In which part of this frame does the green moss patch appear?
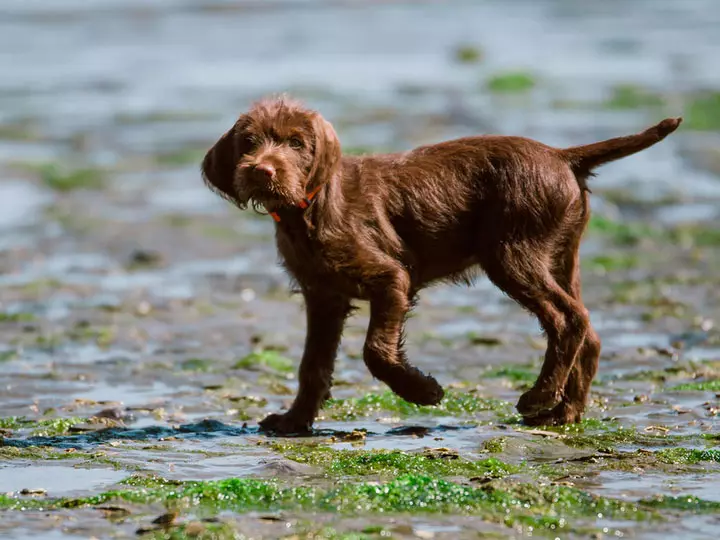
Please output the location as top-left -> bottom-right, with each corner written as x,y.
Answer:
5,474 -> 713,533
486,72 -> 536,94
20,162 -> 106,192
275,445 -> 517,479
323,390 -> 511,420
454,44 -> 483,64
233,350 -> 294,374
587,216 -> 657,245
156,148 -> 206,167
585,253 -> 639,273
180,358 -> 215,372
656,448 -> 720,465
0,416 -> 86,436
562,428 -> 689,450
685,91 -> 720,131
670,380 -> 720,392
604,84 -> 665,109
0,312 -> 35,323
0,446 -> 81,461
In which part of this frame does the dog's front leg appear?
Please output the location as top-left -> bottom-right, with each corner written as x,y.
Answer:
363,270 -> 444,406
259,290 -> 351,435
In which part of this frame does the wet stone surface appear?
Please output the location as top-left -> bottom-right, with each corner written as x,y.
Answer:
1,0 -> 720,538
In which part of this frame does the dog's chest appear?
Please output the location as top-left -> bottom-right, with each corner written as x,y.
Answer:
275,227 -> 364,296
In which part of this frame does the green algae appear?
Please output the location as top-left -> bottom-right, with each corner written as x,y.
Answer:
667,224 -> 720,247
323,390 -> 511,420
486,72 -> 536,94
0,120 -> 40,141
0,474 -> 677,533
642,495 -> 720,512
155,148 -> 206,167
585,253 -> 639,272
685,91 -> 720,131
3,472 -> 720,534
454,44 -> 483,64
670,380 -> 720,392
0,447 -> 81,461
180,358 -> 215,372
275,445 -> 517,478
604,84 -> 665,109
68,323 -> 116,348
0,350 -> 17,362
587,216 -> 657,245
121,474 -> 183,488
562,428 -> 691,450
234,350 -> 295,374
0,312 -> 35,323
482,437 -> 508,454
656,448 -> 720,465
140,522 -> 242,540
521,417 -> 618,436
0,416 -> 86,436
20,162 -> 106,192
466,333 -> 504,346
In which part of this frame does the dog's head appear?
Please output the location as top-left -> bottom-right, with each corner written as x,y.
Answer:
201,96 -> 341,212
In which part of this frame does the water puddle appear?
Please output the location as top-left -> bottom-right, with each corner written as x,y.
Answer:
72,380 -> 180,406
0,465 -> 126,496
583,471 -> 720,503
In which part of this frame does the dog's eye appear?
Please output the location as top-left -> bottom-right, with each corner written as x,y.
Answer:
288,137 -> 304,149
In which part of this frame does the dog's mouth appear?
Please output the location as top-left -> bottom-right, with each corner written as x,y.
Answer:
234,166 -> 306,212
234,181 -> 302,213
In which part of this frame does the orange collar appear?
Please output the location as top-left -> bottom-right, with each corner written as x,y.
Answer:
269,184 -> 323,222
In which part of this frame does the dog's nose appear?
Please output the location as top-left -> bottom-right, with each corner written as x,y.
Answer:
253,164 -> 276,180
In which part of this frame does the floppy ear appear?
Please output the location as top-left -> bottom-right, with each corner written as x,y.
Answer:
201,125 -> 242,207
305,113 -> 341,193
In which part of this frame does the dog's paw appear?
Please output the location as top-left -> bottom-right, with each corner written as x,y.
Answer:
522,402 -> 582,427
258,412 -> 313,436
516,387 -> 563,417
391,367 -> 445,406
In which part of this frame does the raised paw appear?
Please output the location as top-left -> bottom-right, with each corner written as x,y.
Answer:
387,365 -> 445,406
258,412 -> 313,436
516,386 -> 563,417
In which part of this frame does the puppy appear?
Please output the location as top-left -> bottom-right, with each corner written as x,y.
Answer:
202,96 -> 681,433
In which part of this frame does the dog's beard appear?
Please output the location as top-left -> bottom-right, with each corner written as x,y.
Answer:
234,169 -> 306,213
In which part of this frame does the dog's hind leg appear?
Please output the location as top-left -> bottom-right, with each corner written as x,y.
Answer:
479,242 -> 590,420
526,197 -> 601,426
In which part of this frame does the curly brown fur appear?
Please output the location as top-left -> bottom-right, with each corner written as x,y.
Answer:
202,95 -> 681,434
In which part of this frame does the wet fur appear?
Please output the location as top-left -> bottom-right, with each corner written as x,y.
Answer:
202,96 -> 681,434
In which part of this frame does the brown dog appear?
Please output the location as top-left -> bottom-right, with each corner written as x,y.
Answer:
202,96 -> 681,433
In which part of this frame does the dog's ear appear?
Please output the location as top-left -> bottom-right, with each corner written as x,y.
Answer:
203,115 -> 256,208
306,113 -> 341,193
201,126 -> 238,204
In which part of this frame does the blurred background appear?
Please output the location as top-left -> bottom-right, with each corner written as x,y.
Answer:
2,0 -> 720,220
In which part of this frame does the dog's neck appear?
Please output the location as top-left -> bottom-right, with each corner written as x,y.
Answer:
268,166 -> 345,232
268,183 -> 324,223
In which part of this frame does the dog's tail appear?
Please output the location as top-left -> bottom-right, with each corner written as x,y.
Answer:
560,117 -> 682,181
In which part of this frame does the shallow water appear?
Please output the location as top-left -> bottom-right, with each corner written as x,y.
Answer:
0,465 -> 127,496
1,0 -> 720,538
